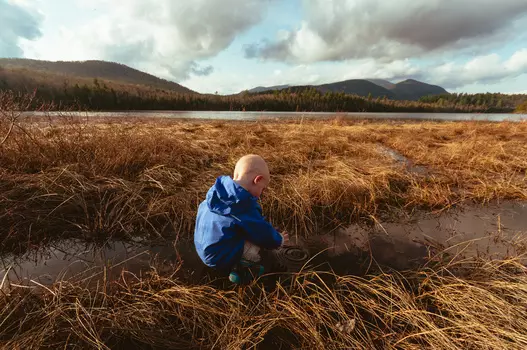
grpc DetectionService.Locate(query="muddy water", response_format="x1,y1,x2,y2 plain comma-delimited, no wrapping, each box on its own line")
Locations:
304,201,527,274
0,241,154,287
1,202,526,287
377,144,429,174
0,240,202,288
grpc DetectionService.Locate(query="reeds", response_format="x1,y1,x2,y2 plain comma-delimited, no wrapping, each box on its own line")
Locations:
1,94,526,349
1,256,526,349
0,111,526,254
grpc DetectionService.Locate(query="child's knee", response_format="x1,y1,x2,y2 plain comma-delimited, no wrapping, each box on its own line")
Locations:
242,240,261,262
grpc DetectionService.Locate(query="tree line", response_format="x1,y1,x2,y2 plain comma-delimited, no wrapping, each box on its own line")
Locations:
0,66,523,113
420,93,527,112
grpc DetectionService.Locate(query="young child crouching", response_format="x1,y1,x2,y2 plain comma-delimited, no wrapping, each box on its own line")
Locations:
194,154,288,283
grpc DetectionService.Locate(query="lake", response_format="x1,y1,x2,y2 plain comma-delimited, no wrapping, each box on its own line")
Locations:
24,110,527,122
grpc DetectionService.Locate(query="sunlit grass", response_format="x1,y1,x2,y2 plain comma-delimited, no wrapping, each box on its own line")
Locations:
1,257,527,349
1,94,526,349
0,113,526,253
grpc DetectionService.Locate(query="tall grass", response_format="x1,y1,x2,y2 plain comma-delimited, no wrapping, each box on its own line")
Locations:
1,94,526,349
0,105,526,253
1,256,526,349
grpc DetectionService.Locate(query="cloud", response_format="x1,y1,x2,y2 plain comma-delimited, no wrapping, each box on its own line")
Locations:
268,50,527,91
184,58,424,94
0,0,42,57
25,0,274,81
197,49,527,94
191,64,214,77
429,49,527,88
245,0,527,63
280,59,423,86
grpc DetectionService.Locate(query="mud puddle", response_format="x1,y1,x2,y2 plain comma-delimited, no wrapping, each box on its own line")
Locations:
377,144,428,174
303,201,527,274
1,202,525,287
0,240,201,288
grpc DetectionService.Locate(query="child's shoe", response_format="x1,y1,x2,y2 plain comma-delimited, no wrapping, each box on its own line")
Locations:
229,259,264,285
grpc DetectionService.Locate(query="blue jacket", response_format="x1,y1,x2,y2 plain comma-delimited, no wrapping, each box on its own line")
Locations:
194,176,283,269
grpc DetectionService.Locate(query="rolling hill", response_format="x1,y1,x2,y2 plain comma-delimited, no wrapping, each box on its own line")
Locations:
248,85,290,93
0,58,194,94
390,79,448,101
247,78,449,101
317,79,397,99
0,58,515,113
0,59,448,101
366,79,396,90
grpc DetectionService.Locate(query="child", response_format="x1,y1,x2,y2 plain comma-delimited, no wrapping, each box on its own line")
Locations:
194,154,288,282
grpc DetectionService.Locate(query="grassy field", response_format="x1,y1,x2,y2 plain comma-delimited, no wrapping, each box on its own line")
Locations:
1,115,526,253
2,258,527,349
1,104,527,348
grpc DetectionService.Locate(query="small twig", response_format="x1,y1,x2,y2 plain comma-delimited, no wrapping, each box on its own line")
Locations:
0,120,15,146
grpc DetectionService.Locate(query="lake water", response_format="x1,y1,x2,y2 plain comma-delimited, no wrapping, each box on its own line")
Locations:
25,111,527,122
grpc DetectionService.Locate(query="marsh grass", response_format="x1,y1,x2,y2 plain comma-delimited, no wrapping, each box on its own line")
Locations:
1,256,527,349
1,93,527,349
0,110,526,253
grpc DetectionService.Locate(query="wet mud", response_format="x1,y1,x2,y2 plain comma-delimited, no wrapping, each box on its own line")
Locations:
377,144,429,174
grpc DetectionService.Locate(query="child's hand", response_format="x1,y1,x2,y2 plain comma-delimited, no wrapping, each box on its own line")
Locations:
281,231,290,246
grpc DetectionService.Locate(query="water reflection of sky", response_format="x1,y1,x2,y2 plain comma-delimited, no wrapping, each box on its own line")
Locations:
24,111,527,122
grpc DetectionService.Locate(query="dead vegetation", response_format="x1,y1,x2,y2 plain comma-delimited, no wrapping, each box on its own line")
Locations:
1,93,527,349
0,107,526,254
1,257,527,349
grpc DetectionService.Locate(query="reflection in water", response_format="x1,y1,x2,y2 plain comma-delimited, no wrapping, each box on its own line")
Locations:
1,241,154,287
1,202,526,287
295,201,527,275
0,240,202,288
24,111,527,122
377,144,429,174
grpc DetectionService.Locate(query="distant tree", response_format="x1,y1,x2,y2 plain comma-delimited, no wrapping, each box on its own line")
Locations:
516,101,527,113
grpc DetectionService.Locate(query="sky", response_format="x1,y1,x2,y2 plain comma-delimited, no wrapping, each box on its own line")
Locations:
2,0,527,94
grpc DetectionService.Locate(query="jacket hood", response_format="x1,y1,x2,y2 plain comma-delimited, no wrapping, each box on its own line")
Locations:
206,176,255,216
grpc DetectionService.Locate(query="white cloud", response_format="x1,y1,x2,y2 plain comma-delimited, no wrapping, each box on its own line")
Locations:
429,49,527,88
246,0,527,63
506,49,527,72
21,0,275,81
198,49,527,94
0,0,42,57
8,0,527,94
503,90,527,94
186,58,423,94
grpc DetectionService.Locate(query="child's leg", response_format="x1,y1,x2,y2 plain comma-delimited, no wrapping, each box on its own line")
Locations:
229,241,264,284
242,240,261,263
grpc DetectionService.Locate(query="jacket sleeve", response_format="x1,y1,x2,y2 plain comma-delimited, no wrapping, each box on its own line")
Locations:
233,209,283,249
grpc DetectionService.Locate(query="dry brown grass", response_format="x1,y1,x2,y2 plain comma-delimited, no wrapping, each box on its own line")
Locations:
0,115,526,253
1,99,527,349
1,256,527,349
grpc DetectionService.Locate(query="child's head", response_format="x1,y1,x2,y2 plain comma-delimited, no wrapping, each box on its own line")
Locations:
233,154,270,198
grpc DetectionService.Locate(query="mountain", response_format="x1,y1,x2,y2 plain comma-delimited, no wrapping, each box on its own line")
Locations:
391,79,448,101
367,79,396,90
0,58,194,94
316,79,396,99
248,84,290,93
246,78,448,101
246,79,396,99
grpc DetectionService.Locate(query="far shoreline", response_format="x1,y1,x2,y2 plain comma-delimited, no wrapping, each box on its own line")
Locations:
21,110,527,122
